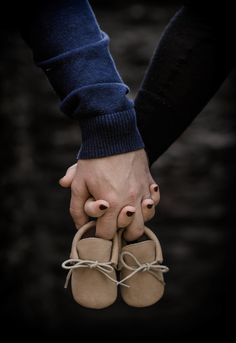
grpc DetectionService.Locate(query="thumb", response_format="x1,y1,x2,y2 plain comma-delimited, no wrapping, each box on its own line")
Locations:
59,163,77,188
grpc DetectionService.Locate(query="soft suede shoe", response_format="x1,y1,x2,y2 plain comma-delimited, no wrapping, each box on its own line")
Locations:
62,220,119,309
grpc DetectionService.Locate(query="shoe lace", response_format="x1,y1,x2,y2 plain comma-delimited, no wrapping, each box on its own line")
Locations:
118,251,169,287
62,258,125,288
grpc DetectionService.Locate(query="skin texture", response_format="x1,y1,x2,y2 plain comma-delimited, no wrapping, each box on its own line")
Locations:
59,149,160,240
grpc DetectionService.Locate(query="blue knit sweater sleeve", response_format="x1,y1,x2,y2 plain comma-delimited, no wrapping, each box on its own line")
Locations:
20,0,144,159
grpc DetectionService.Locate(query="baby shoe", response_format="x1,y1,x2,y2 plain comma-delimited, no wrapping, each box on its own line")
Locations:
62,220,119,309
118,226,169,307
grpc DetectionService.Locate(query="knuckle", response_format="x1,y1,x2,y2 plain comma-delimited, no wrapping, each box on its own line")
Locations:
126,188,139,204
71,178,83,190
69,207,83,220
71,183,80,195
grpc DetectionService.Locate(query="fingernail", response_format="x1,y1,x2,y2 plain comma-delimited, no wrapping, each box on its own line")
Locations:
99,204,108,210
126,211,135,217
147,204,153,209
154,185,158,192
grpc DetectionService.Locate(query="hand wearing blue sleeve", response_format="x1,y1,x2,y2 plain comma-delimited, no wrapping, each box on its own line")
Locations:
20,0,159,239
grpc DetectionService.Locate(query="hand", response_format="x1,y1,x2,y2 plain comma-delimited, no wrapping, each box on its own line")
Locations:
59,149,159,240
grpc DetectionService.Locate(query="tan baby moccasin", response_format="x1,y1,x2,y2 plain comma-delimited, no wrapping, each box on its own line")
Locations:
118,226,169,307
62,220,119,309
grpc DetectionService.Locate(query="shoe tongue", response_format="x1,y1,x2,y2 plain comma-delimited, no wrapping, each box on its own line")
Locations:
123,240,156,264
77,238,112,262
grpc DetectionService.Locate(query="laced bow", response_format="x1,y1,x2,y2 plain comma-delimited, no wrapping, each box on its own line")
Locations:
62,258,126,288
118,251,169,287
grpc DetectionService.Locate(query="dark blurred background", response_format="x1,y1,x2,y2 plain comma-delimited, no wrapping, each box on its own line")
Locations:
0,0,235,339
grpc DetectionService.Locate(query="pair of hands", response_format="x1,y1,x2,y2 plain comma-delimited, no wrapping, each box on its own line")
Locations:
59,149,160,241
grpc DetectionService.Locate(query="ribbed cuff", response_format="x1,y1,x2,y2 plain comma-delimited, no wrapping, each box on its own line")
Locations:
77,109,145,159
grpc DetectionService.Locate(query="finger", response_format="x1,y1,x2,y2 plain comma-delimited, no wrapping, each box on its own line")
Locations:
70,180,89,229
117,205,136,228
84,197,110,218
123,204,144,241
150,183,160,206
141,198,155,222
96,206,120,240
59,163,77,188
